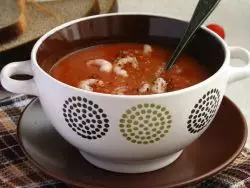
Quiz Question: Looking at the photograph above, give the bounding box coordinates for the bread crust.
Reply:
[0,0,117,49]
[0,0,27,44]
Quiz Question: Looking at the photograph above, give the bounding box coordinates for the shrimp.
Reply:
[151,78,168,94]
[113,56,139,77]
[113,66,129,77]
[138,82,151,94]
[78,79,104,91]
[87,59,112,73]
[138,78,167,94]
[143,44,153,54]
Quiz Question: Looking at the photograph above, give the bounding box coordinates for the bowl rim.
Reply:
[31,12,230,99]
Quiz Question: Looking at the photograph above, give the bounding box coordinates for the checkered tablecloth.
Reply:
[0,94,250,188]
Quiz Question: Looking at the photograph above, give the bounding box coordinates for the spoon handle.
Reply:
[166,0,221,70]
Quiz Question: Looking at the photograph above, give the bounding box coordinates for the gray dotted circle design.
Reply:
[187,89,220,134]
[119,103,172,145]
[62,96,110,140]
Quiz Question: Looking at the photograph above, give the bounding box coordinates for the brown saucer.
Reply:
[17,97,248,188]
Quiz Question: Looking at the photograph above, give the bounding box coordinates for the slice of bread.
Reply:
[0,0,118,71]
[0,0,27,43]
[98,0,118,13]
[0,0,98,51]
[28,0,100,22]
[0,0,118,52]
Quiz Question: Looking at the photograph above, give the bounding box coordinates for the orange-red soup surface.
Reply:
[50,43,210,95]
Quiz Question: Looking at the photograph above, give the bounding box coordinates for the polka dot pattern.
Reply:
[119,104,172,144]
[187,89,220,134]
[62,96,110,140]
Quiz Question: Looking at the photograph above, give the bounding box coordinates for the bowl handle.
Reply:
[228,46,250,84]
[0,60,38,96]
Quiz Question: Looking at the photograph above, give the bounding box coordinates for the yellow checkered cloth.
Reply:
[0,95,249,188]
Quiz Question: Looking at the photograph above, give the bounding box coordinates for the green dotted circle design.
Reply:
[119,104,172,144]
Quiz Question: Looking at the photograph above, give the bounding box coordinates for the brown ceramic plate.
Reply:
[17,97,247,188]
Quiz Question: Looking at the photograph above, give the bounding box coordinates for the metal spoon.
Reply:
[166,0,222,70]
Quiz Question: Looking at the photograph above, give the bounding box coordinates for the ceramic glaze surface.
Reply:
[119,103,172,145]
[62,96,110,140]
[187,88,220,133]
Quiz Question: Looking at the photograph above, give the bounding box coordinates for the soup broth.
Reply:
[50,43,210,95]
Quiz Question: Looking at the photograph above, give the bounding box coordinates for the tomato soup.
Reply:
[50,43,210,95]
